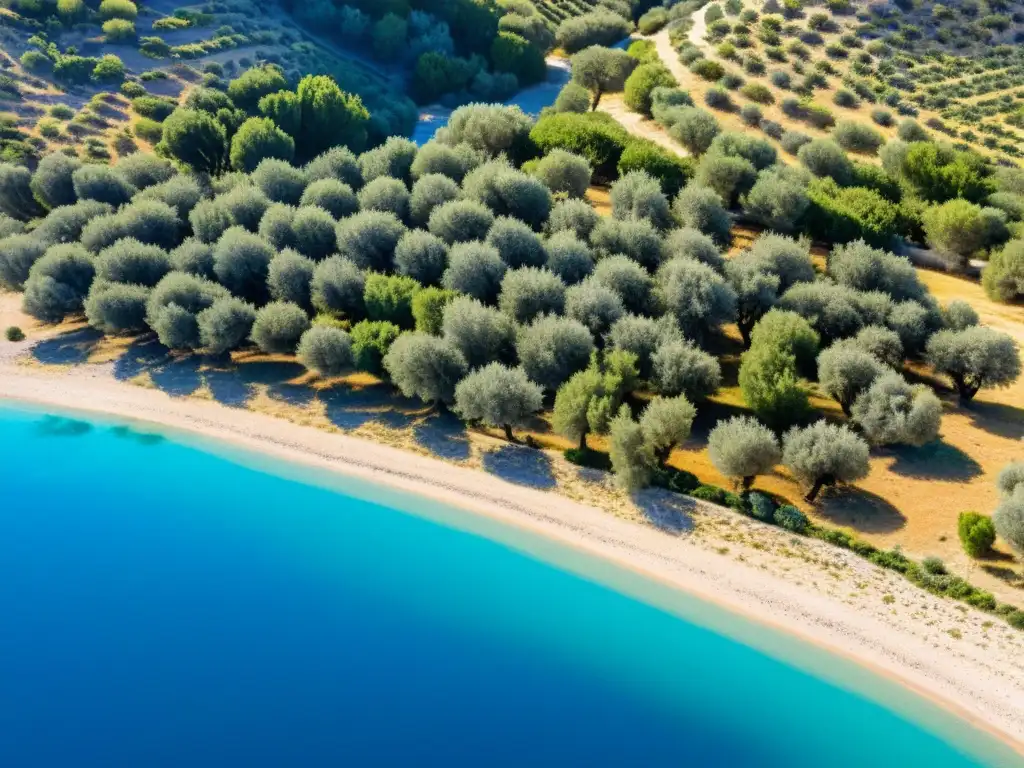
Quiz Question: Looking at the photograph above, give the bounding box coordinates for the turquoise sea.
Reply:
[0,403,1019,767]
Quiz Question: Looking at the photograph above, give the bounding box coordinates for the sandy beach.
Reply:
[0,346,1022,755]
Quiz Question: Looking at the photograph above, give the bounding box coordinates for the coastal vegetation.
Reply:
[1,0,1024,632]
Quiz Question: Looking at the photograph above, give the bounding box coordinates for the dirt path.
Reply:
[597,94,689,158]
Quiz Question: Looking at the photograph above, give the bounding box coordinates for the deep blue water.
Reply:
[0,405,1018,767]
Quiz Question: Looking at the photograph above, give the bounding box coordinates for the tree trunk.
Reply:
[503,423,516,442]
[956,377,979,404]
[742,475,754,491]
[591,89,603,111]
[738,317,753,348]
[656,444,674,467]
[840,399,853,417]
[805,478,824,502]
[579,431,588,451]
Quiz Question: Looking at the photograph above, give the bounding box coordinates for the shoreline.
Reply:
[1,365,1023,757]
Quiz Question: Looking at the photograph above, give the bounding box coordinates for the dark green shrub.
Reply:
[774,504,809,533]
[5,326,25,342]
[350,319,401,375]
[747,490,776,522]
[564,446,613,471]
[530,112,631,183]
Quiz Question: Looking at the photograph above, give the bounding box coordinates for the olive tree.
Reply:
[516,314,595,391]
[213,227,275,304]
[570,45,635,110]
[564,278,625,338]
[189,200,234,244]
[797,139,853,185]
[85,282,151,335]
[741,165,810,233]
[304,146,363,188]
[297,324,353,377]
[827,240,925,302]
[782,420,870,501]
[651,339,722,400]
[299,179,358,220]
[72,164,136,207]
[926,327,1022,402]
[658,257,737,340]
[197,296,257,354]
[410,174,461,228]
[922,199,988,269]
[311,256,365,319]
[552,366,605,449]
[138,176,204,219]
[394,230,448,285]
[996,462,1024,498]
[94,238,172,287]
[663,228,725,272]
[590,217,664,271]
[498,267,566,324]
[258,203,297,251]
[817,343,886,415]
[592,255,655,315]
[851,325,903,368]
[487,216,547,270]
[667,107,720,155]
[441,241,507,303]
[435,104,535,162]
[994,489,1024,555]
[335,210,406,271]
[942,301,979,332]
[441,296,516,369]
[146,271,227,349]
[608,405,654,491]
[640,395,696,466]
[0,163,43,220]
[31,152,81,210]
[545,231,594,285]
[359,136,418,185]
[409,140,482,183]
[608,314,681,379]
[749,309,821,375]
[218,185,271,232]
[22,244,95,323]
[453,363,543,441]
[428,199,495,244]
[0,234,47,290]
[547,198,600,240]
[268,249,315,311]
[726,259,780,346]
[851,372,942,447]
[358,176,411,222]
[672,184,731,245]
[383,332,468,405]
[707,416,781,489]
[532,149,592,198]
[610,170,672,230]
[33,200,112,247]
[462,160,552,230]
[250,301,310,354]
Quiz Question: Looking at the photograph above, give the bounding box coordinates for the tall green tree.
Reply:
[159,109,227,175]
[296,75,370,160]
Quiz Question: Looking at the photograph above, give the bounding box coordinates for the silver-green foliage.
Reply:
[383,332,467,405]
[516,314,594,391]
[707,416,780,488]
[297,325,353,377]
[850,372,941,447]
[250,301,310,354]
[782,420,870,501]
[453,363,543,436]
[652,338,722,400]
[442,295,516,369]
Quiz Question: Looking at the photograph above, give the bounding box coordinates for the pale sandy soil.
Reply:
[1,318,1023,753]
[597,94,689,158]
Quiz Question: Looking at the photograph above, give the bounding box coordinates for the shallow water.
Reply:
[0,404,1017,767]
[412,58,571,146]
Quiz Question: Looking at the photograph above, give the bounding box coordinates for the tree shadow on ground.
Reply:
[885,440,983,482]
[963,400,1024,441]
[482,444,557,490]
[31,328,103,365]
[980,563,1023,589]
[113,339,204,397]
[414,411,471,461]
[632,487,696,534]
[320,385,419,431]
[817,486,907,534]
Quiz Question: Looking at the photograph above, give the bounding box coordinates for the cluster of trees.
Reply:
[995,462,1024,556]
[1,98,1021,509]
[281,0,552,107]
